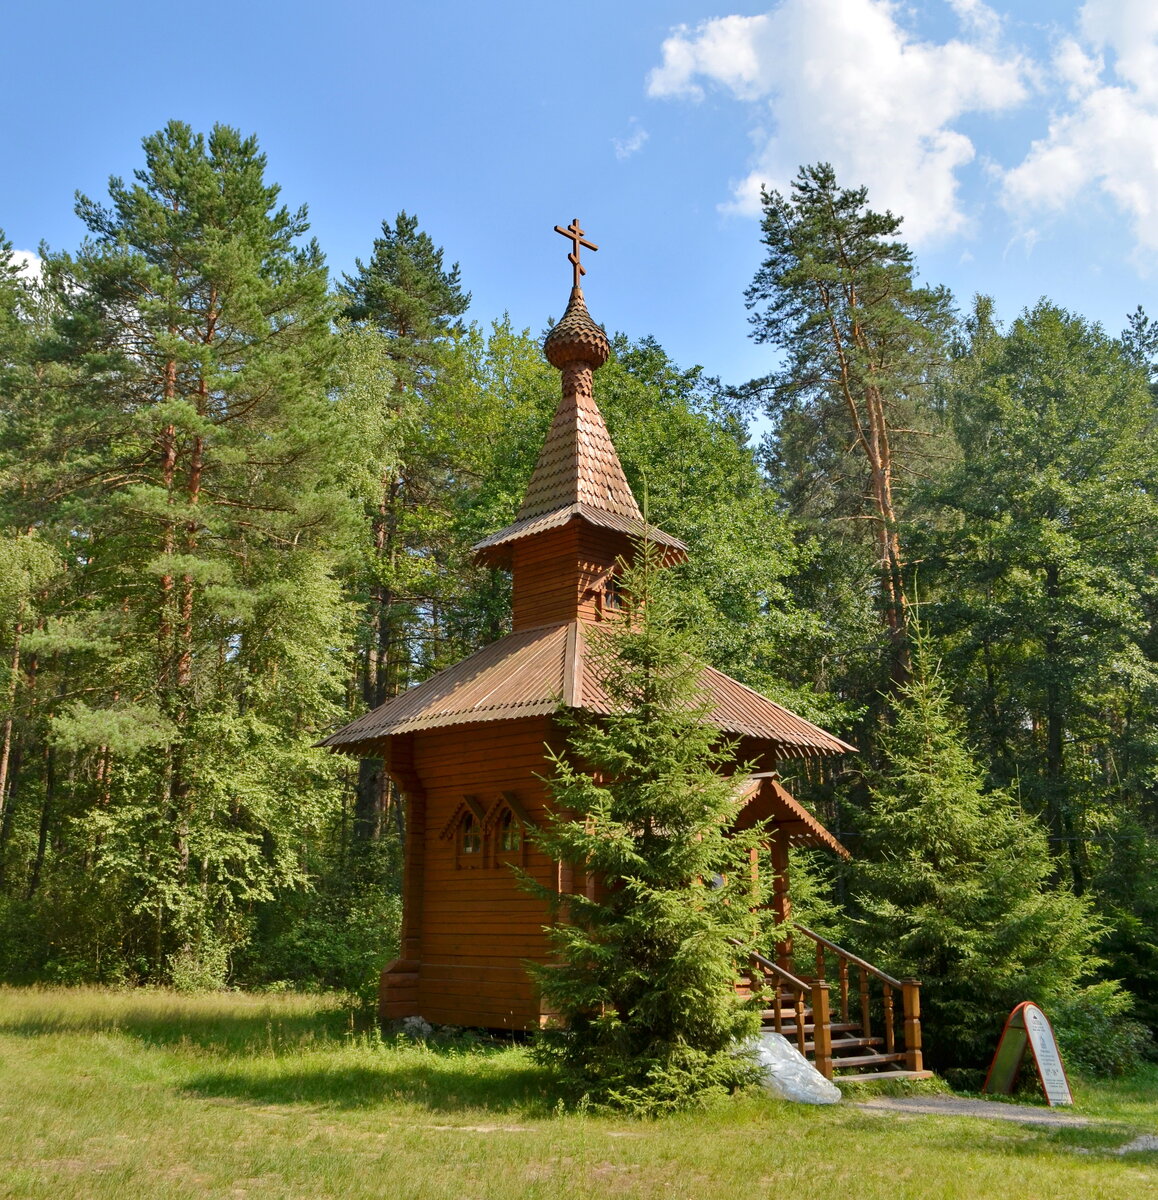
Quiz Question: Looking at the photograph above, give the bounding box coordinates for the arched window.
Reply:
[440,795,487,869]
[498,808,521,854]
[459,812,482,857]
[601,571,622,616]
[484,791,531,867]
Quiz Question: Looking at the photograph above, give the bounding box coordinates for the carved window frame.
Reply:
[440,795,488,869]
[484,791,532,869]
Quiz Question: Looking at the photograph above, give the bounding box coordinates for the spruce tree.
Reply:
[853,645,1103,1069]
[340,213,471,841]
[529,542,769,1113]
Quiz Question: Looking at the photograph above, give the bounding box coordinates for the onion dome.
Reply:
[543,286,610,370]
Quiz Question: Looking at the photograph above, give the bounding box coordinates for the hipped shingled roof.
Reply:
[319,620,855,758]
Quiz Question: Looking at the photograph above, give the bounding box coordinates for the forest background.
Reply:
[1,122,1156,1079]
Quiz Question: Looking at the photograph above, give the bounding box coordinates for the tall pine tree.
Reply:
[744,164,953,682]
[1,123,359,982]
[340,213,471,840]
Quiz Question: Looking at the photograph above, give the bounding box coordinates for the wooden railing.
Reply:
[794,924,923,1074]
[734,939,834,1079]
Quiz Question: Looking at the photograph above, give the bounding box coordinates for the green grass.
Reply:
[0,987,1154,1200]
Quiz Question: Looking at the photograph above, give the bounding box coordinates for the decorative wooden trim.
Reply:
[438,794,486,841]
[563,623,579,707]
[482,790,533,831]
[484,791,533,867]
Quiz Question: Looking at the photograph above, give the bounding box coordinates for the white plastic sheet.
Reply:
[747,1031,842,1105]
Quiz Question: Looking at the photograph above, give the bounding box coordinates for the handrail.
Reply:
[728,938,811,993]
[793,923,904,990]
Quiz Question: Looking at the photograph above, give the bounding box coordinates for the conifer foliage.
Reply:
[528,542,769,1113]
[0,123,356,982]
[854,643,1103,1069]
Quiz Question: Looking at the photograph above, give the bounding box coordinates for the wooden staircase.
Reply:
[740,925,934,1083]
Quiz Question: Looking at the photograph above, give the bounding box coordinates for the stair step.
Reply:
[830,1051,907,1069]
[833,1069,935,1083]
[830,1036,884,1051]
[763,1020,864,1035]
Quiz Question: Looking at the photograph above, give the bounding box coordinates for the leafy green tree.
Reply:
[528,543,769,1113]
[744,164,954,679]
[854,646,1104,1070]
[921,302,1158,897]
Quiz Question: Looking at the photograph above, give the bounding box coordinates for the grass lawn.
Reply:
[0,987,1154,1200]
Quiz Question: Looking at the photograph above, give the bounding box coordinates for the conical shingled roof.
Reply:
[516,369,642,524]
[473,286,686,563]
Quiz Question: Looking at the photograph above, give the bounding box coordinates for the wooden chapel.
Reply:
[323,224,926,1078]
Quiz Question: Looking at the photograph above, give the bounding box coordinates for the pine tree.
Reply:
[1,123,359,981]
[528,542,770,1113]
[854,644,1103,1069]
[744,164,954,681]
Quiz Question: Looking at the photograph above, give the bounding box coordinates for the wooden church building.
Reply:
[323,225,926,1078]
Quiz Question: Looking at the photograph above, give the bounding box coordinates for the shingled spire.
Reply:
[473,222,685,569]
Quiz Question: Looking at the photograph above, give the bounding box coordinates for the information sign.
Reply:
[983,1002,1073,1106]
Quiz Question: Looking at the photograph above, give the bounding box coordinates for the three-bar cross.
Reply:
[554,218,598,289]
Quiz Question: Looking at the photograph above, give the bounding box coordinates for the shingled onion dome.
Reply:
[543,286,610,370]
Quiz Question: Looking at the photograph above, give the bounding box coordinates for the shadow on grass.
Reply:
[0,1001,358,1055]
[181,1053,556,1116]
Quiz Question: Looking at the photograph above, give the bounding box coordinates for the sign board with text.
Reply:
[983,1002,1073,1106]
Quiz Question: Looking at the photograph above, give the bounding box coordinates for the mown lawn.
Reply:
[0,987,1154,1200]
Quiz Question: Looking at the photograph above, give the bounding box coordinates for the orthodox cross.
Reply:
[554,218,598,289]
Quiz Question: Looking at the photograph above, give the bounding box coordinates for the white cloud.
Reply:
[647,0,1028,244]
[1001,0,1158,256]
[945,0,1003,46]
[613,120,650,161]
[11,249,42,280]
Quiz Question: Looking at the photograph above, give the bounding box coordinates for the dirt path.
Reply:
[853,1095,1096,1127]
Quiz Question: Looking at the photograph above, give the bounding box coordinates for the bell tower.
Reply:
[472,219,685,626]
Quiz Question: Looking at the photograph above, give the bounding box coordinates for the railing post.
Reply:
[859,966,872,1041]
[811,980,833,1080]
[902,979,923,1073]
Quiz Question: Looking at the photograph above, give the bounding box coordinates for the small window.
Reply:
[499,809,522,854]
[486,791,531,867]
[459,812,482,857]
[602,573,623,612]
[441,796,487,869]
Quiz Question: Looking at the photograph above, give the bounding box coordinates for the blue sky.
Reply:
[3,1,1155,390]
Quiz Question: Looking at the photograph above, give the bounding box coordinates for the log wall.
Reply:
[511,523,634,631]
[386,715,567,1029]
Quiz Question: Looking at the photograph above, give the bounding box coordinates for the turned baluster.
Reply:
[767,965,783,1036]
[859,966,872,1041]
[838,959,849,1023]
[795,989,807,1056]
[883,983,895,1055]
